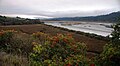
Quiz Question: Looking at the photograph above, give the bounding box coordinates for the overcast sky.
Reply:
[0,0,120,18]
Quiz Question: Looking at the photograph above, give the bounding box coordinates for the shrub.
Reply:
[0,30,33,55]
[7,33,33,55]
[32,32,49,44]
[30,33,88,66]
[96,23,120,66]
[0,30,16,50]
[111,23,120,46]
[96,43,120,66]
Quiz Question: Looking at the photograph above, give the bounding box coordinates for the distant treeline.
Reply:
[0,15,44,25]
[44,11,120,22]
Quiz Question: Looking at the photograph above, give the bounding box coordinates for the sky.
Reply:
[0,0,120,19]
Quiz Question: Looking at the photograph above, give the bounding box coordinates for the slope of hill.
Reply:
[44,11,120,22]
[0,16,44,25]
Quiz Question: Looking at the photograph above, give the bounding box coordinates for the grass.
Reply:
[0,52,29,66]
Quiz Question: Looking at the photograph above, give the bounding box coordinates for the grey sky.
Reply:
[0,0,120,18]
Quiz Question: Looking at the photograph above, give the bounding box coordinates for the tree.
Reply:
[111,23,120,46]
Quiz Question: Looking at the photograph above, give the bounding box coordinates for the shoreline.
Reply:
[42,23,110,41]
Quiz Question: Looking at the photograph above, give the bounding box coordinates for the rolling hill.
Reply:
[44,11,120,22]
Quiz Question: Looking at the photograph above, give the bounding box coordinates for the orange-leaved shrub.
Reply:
[30,33,88,66]
[32,32,49,44]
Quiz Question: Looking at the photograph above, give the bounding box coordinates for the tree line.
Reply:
[0,15,44,25]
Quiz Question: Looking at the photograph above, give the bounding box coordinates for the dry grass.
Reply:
[0,52,29,66]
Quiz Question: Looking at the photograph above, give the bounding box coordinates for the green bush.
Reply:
[0,30,15,50]
[96,43,120,66]
[95,23,120,66]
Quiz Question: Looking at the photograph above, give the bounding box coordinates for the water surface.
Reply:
[45,21,113,36]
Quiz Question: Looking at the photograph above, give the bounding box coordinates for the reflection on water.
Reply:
[45,22,114,36]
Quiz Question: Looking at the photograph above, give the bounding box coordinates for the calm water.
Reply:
[45,21,114,36]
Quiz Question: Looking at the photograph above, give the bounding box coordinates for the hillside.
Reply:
[0,16,44,25]
[44,11,120,22]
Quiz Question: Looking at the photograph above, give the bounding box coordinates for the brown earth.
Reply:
[0,24,107,54]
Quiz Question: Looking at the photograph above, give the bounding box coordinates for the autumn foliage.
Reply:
[30,32,88,66]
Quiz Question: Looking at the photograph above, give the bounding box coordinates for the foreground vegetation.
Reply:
[0,22,120,66]
[0,24,107,53]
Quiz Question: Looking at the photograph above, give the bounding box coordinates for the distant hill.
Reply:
[0,16,43,25]
[44,11,120,22]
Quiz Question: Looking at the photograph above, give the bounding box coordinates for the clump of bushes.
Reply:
[0,30,16,50]
[0,30,15,42]
[30,33,89,66]
[0,30,32,66]
[0,30,34,55]
[97,43,120,66]
[95,23,120,66]
[32,32,49,44]
[7,33,34,55]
